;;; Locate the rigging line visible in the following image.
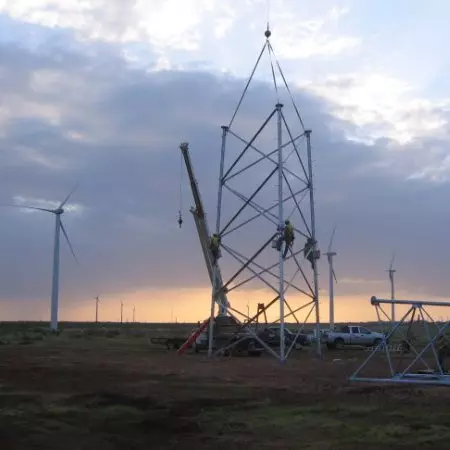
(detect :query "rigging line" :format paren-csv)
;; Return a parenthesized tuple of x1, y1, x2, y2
(179, 150, 183, 212)
(228, 41, 268, 129)
(268, 41, 306, 132)
(287, 190, 308, 221)
(268, 41, 280, 103)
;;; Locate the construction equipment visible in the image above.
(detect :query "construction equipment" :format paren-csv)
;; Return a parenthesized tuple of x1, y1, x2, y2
(173, 142, 267, 356)
(255, 303, 268, 330)
(179, 142, 229, 314)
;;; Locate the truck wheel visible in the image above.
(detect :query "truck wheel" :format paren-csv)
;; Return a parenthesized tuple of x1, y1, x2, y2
(373, 338, 383, 348)
(247, 340, 261, 356)
(334, 338, 344, 349)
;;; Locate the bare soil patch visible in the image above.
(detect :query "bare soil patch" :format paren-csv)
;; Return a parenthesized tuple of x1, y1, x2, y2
(1, 338, 449, 449)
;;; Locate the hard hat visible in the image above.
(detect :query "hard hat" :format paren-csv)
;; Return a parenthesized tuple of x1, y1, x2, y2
(285, 219, 290, 224)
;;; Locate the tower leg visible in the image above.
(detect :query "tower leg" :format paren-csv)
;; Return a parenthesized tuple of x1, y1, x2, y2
(276, 103, 285, 362)
(306, 130, 322, 358)
(50, 214, 61, 332)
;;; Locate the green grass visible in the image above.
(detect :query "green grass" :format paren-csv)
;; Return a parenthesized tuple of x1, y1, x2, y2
(197, 401, 450, 448)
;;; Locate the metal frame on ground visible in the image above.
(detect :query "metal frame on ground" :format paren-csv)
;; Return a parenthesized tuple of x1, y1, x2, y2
(350, 296, 450, 386)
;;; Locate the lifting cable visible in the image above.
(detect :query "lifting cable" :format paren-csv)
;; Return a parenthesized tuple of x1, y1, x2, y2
(267, 41, 306, 132)
(228, 42, 267, 129)
(266, 0, 279, 104)
(177, 151, 183, 228)
(268, 43, 280, 104)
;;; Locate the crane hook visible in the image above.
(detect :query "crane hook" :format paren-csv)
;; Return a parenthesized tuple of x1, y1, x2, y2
(177, 210, 183, 228)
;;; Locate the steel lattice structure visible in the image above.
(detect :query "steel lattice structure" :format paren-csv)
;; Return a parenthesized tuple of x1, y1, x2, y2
(350, 296, 450, 386)
(208, 28, 322, 362)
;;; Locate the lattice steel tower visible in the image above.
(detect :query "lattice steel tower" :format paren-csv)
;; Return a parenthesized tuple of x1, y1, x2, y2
(209, 26, 322, 362)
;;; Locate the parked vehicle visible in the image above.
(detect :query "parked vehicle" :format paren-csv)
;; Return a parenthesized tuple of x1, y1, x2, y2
(257, 326, 305, 349)
(304, 328, 328, 345)
(323, 325, 386, 349)
(193, 316, 264, 356)
(152, 316, 264, 356)
(194, 331, 263, 356)
(271, 326, 310, 346)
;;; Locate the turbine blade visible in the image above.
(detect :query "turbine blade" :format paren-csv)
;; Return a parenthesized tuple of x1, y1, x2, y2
(1, 204, 55, 213)
(60, 221, 78, 264)
(59, 183, 79, 209)
(328, 224, 337, 253)
(389, 251, 395, 270)
(332, 269, 337, 283)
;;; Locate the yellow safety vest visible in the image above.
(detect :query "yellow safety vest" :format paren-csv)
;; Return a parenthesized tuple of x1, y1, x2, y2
(285, 224, 294, 238)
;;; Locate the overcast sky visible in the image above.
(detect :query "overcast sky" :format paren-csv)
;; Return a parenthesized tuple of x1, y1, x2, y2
(1, 1, 450, 323)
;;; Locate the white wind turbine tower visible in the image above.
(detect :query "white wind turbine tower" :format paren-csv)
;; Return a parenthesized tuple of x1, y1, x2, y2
(95, 296, 100, 323)
(387, 252, 396, 323)
(11, 186, 78, 331)
(325, 225, 337, 330)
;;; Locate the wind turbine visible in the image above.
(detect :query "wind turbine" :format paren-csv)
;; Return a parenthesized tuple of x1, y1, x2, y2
(325, 225, 337, 330)
(387, 252, 396, 323)
(9, 187, 78, 331)
(95, 296, 100, 323)
(120, 300, 124, 324)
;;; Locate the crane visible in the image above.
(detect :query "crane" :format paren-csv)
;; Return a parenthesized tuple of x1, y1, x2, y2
(179, 142, 229, 315)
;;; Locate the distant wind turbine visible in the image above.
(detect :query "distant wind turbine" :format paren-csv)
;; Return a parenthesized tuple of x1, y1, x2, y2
(95, 296, 100, 323)
(7, 186, 79, 331)
(387, 252, 396, 323)
(120, 300, 124, 324)
(325, 225, 337, 330)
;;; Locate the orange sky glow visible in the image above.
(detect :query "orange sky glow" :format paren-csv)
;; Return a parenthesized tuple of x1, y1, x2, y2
(2, 286, 450, 325)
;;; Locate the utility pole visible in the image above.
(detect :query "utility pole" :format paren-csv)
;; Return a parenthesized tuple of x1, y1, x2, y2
(120, 300, 123, 324)
(95, 296, 100, 323)
(133, 305, 136, 323)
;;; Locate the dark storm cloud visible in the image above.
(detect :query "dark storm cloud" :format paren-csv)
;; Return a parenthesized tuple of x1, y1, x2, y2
(1, 28, 450, 308)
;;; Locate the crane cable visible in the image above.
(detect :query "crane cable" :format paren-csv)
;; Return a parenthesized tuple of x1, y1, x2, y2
(177, 151, 183, 228)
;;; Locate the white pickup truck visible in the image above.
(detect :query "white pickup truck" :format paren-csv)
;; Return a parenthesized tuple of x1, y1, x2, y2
(323, 325, 386, 349)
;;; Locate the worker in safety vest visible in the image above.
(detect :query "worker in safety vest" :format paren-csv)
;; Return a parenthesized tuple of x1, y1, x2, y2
(303, 237, 316, 269)
(209, 233, 221, 265)
(276, 220, 295, 259)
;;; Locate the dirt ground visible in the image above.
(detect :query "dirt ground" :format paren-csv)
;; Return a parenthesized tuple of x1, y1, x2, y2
(1, 337, 450, 450)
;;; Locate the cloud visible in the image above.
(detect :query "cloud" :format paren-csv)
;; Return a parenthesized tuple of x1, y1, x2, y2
(0, 1, 360, 67)
(9, 0, 450, 149)
(1, 14, 450, 324)
(271, 4, 360, 59)
(303, 73, 450, 144)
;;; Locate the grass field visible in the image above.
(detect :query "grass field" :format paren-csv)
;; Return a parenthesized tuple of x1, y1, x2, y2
(1, 321, 449, 449)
